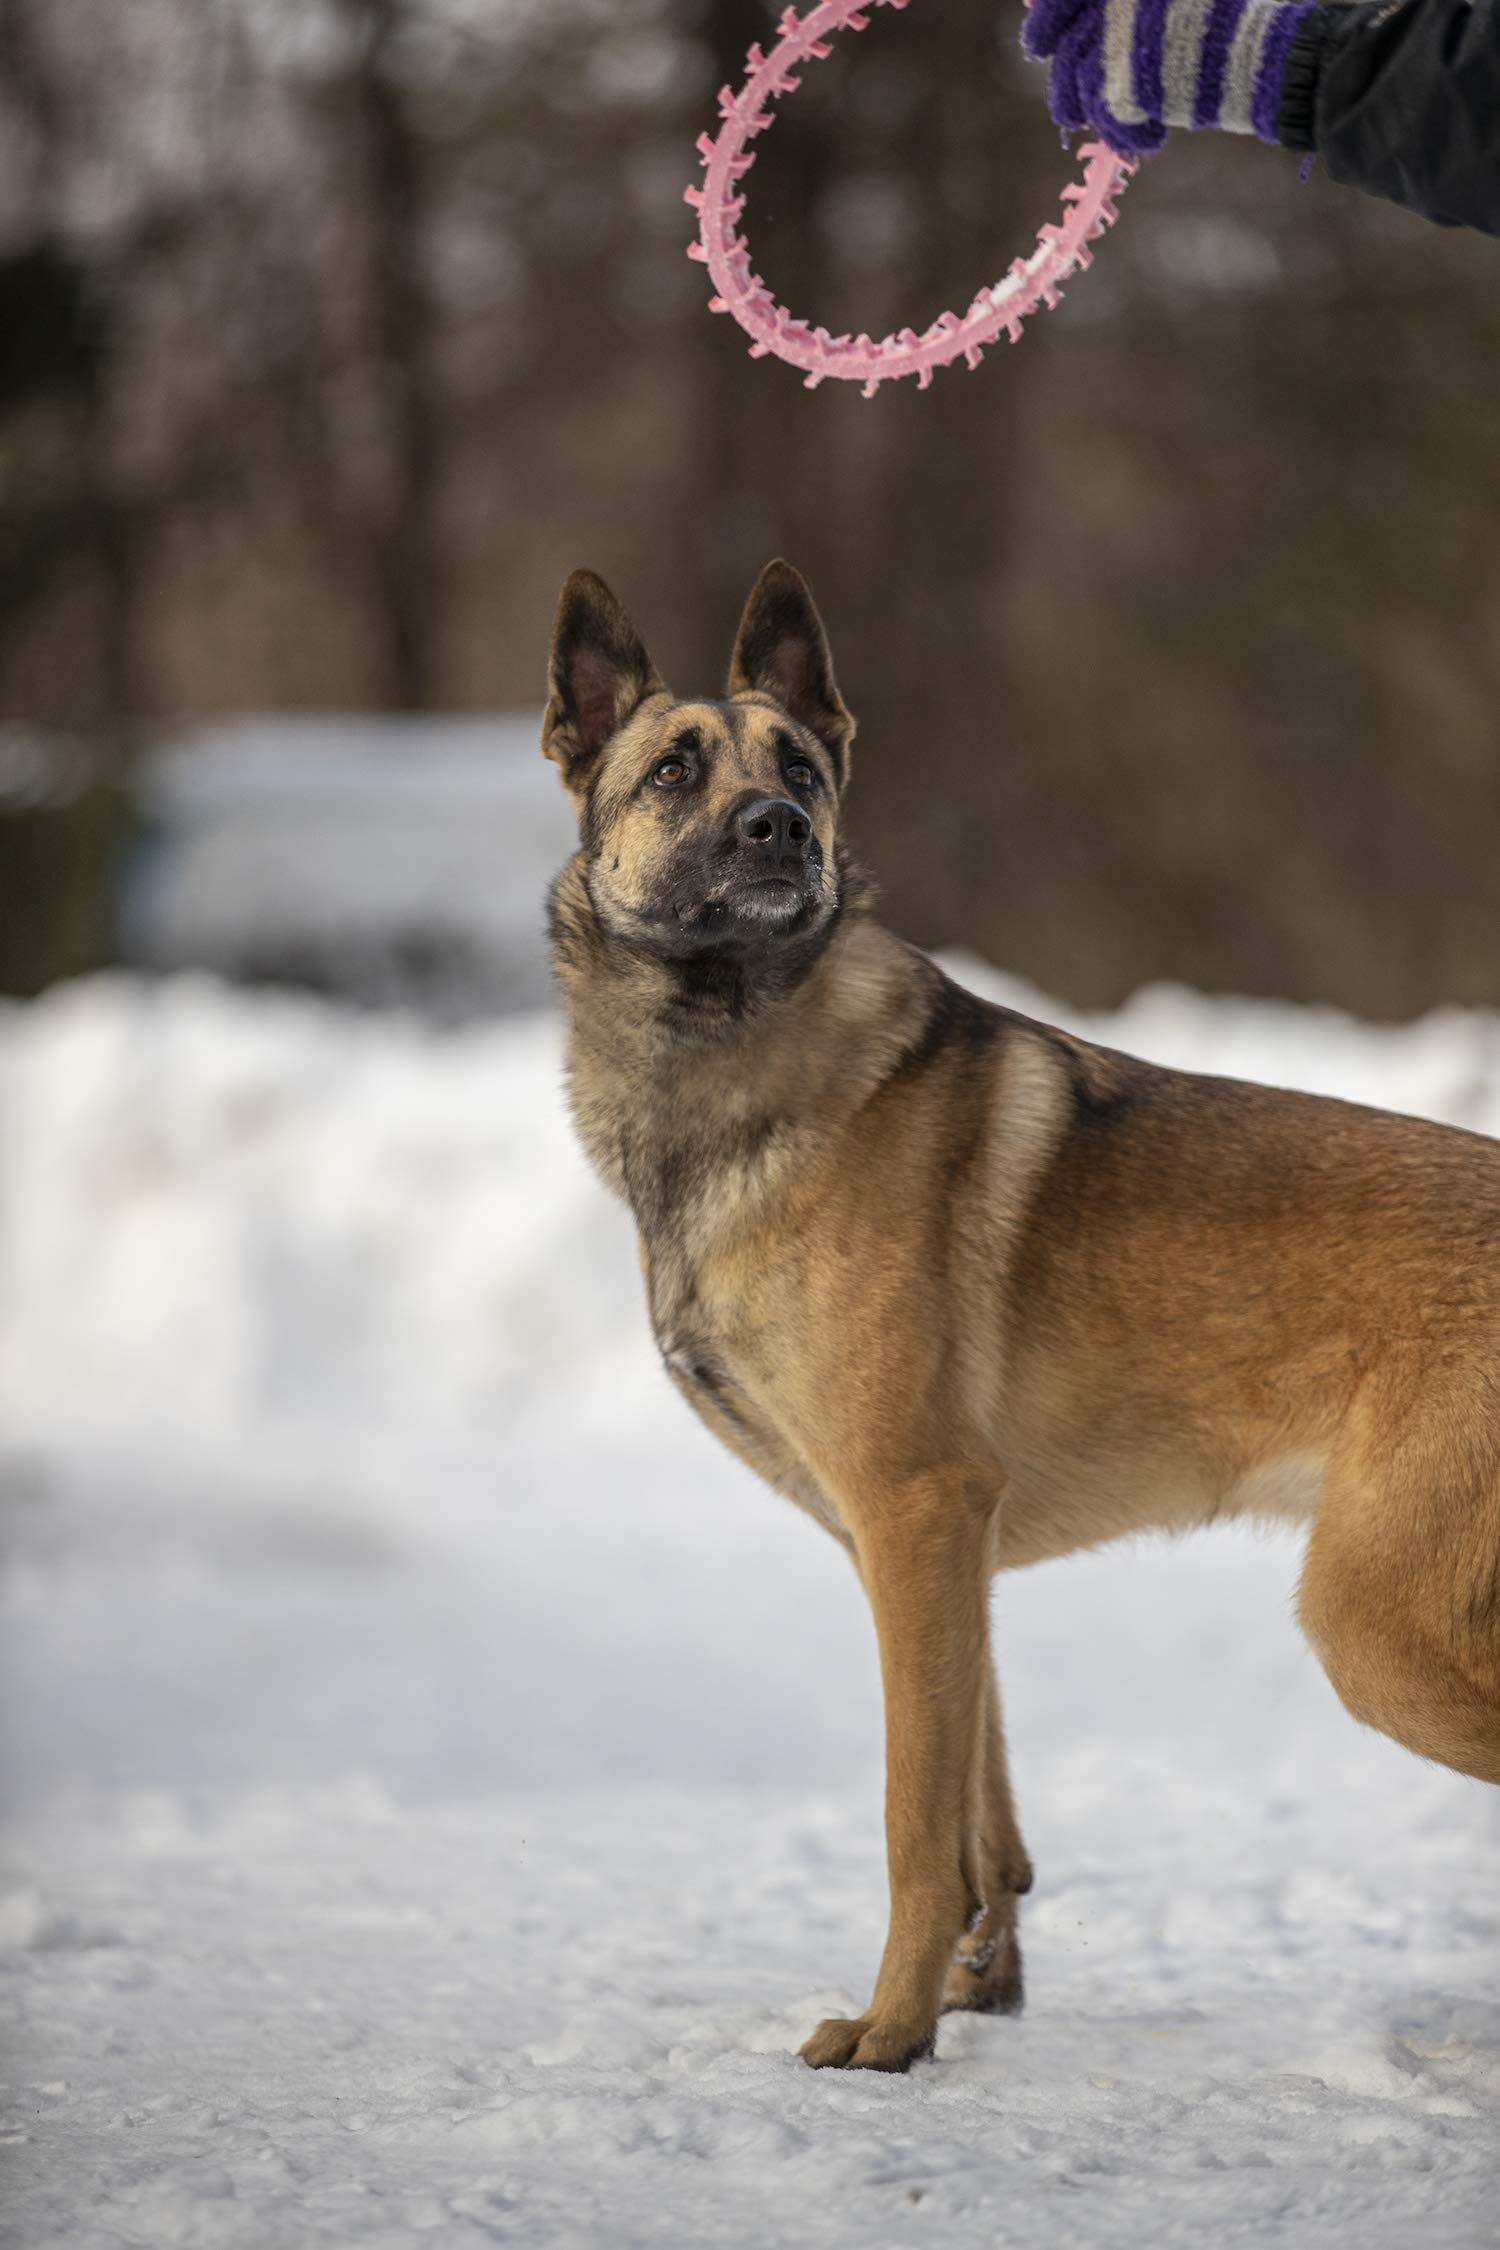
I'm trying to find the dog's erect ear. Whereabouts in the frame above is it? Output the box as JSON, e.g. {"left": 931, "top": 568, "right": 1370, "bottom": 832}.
{"left": 543, "top": 570, "right": 666, "bottom": 788}
{"left": 728, "top": 560, "right": 855, "bottom": 789}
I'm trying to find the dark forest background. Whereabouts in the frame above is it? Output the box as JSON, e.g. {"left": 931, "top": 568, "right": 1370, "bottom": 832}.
{"left": 3, "top": 0, "right": 1498, "bottom": 1015}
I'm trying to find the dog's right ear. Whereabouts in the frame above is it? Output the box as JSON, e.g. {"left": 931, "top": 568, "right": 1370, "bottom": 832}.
{"left": 728, "top": 560, "right": 854, "bottom": 790}
{"left": 542, "top": 571, "right": 666, "bottom": 791}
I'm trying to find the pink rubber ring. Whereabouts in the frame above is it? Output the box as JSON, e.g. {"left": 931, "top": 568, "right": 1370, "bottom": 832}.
{"left": 687, "top": 0, "right": 1134, "bottom": 394}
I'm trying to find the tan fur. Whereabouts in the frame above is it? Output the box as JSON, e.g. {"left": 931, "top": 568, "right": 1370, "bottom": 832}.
{"left": 544, "top": 562, "right": 1500, "bottom": 2074}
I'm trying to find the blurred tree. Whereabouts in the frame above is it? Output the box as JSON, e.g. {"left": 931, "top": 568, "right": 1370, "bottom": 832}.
{"left": 0, "top": 0, "right": 136, "bottom": 990}
{"left": 331, "top": 0, "right": 442, "bottom": 707}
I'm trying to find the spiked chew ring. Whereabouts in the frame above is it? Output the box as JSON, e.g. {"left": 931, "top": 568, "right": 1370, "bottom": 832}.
{"left": 687, "top": 0, "right": 1133, "bottom": 395}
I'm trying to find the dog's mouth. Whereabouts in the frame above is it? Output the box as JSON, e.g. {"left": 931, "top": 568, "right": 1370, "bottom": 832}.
{"left": 667, "top": 853, "right": 826, "bottom": 948}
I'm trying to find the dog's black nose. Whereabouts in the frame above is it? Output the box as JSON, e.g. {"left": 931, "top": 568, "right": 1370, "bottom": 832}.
{"left": 735, "top": 798, "right": 811, "bottom": 856}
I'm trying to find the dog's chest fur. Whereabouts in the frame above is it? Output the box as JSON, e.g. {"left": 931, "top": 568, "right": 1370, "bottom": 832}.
{"left": 631, "top": 1114, "right": 840, "bottom": 1511}
{"left": 571, "top": 1049, "right": 856, "bottom": 1540}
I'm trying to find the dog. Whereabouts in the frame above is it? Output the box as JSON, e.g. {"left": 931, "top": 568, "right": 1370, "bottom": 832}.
{"left": 543, "top": 558, "right": 1500, "bottom": 2072}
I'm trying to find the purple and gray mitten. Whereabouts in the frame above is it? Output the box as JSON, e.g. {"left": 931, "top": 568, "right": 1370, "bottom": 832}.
{"left": 1022, "top": 0, "right": 1318, "bottom": 156}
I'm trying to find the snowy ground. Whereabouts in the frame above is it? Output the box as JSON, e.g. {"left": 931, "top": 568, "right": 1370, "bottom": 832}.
{"left": 1, "top": 967, "right": 1498, "bottom": 2249}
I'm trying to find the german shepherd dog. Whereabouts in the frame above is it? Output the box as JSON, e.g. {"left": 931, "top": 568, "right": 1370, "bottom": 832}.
{"left": 544, "top": 560, "right": 1500, "bottom": 2073}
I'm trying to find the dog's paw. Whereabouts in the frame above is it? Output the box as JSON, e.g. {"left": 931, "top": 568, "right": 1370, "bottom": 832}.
{"left": 942, "top": 1919, "right": 1024, "bottom": 2017}
{"left": 941, "top": 1954, "right": 1024, "bottom": 2016}
{"left": 800, "top": 2014, "right": 935, "bottom": 2073}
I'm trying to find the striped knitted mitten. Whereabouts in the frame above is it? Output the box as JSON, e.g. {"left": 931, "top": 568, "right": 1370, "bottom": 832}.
{"left": 1022, "top": 0, "right": 1318, "bottom": 156}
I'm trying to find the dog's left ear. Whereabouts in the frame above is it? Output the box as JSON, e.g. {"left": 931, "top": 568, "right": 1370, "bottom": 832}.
{"left": 728, "top": 560, "right": 855, "bottom": 790}
{"left": 543, "top": 569, "right": 667, "bottom": 791}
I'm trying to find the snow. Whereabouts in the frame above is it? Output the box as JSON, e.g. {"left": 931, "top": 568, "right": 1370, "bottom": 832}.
{"left": 1, "top": 965, "right": 1498, "bottom": 2248}
{"left": 125, "top": 717, "right": 575, "bottom": 1015}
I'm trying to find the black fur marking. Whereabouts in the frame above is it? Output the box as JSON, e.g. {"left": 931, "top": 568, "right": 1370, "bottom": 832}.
{"left": 887, "top": 972, "right": 999, "bottom": 1087}
{"left": 947, "top": 1976, "right": 1025, "bottom": 2019}
{"left": 664, "top": 1339, "right": 757, "bottom": 1439}
{"left": 662, "top": 953, "right": 756, "bottom": 1024}
{"left": 545, "top": 860, "right": 601, "bottom": 976}
{"left": 651, "top": 855, "right": 854, "bottom": 1034}
{"left": 1062, "top": 1050, "right": 1140, "bottom": 1128}
{"left": 578, "top": 772, "right": 607, "bottom": 856}
{"left": 733, "top": 1112, "right": 782, "bottom": 1166}
{"left": 1461, "top": 1539, "right": 1500, "bottom": 1637}
{"left": 621, "top": 1135, "right": 705, "bottom": 1243}
{"left": 622, "top": 1111, "right": 782, "bottom": 1242}
{"left": 680, "top": 1346, "right": 729, "bottom": 1400}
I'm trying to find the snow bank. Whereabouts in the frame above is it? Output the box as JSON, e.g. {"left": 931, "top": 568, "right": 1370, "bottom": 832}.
{"left": 7, "top": 963, "right": 1500, "bottom": 1476}
{"left": 1, "top": 968, "right": 1497, "bottom": 2248}
{"left": 125, "top": 715, "right": 574, "bottom": 1014}
{"left": 0, "top": 974, "right": 640, "bottom": 1475}
{"left": 8, "top": 967, "right": 1500, "bottom": 1476}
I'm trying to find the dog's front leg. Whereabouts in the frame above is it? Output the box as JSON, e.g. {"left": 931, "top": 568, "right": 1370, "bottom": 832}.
{"left": 943, "top": 1652, "right": 1031, "bottom": 2016}
{"left": 802, "top": 1470, "right": 996, "bottom": 2073}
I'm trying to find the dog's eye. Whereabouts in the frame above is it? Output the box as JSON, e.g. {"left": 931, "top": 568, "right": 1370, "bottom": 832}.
{"left": 785, "top": 760, "right": 816, "bottom": 791}
{"left": 652, "top": 758, "right": 688, "bottom": 788}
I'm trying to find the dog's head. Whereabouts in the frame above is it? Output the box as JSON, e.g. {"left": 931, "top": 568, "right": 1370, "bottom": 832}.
{"left": 543, "top": 561, "right": 854, "bottom": 966}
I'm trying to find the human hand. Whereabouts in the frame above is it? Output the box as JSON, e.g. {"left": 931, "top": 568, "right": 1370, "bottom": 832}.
{"left": 1021, "top": 0, "right": 1316, "bottom": 157}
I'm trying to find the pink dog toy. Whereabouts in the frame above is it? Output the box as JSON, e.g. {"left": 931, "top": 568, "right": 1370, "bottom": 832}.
{"left": 687, "top": 0, "right": 1133, "bottom": 395}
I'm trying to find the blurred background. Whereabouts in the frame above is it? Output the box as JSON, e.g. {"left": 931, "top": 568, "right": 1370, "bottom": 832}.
{"left": 5, "top": 8, "right": 1500, "bottom": 2236}
{"left": 4, "top": 0, "right": 1499, "bottom": 1019}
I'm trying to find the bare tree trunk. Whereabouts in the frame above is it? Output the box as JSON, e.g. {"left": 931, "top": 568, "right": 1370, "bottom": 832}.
{"left": 0, "top": 0, "right": 135, "bottom": 992}
{"left": 339, "top": 0, "right": 441, "bottom": 710}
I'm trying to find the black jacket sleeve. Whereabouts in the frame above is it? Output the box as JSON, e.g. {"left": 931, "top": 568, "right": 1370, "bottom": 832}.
{"left": 1277, "top": 0, "right": 1500, "bottom": 236}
